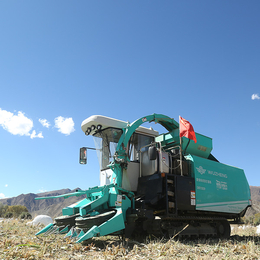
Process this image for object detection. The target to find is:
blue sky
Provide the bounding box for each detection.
[1,1,260,198]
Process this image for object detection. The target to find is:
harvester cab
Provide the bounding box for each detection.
[35,114,251,242]
[80,115,159,192]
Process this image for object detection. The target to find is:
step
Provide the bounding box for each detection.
[169,202,175,208]
[167,191,175,197]
[167,179,174,184]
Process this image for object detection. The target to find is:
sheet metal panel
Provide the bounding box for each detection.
[186,155,251,214]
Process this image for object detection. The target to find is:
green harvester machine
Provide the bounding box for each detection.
[35,114,251,242]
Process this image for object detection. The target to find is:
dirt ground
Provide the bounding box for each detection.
[1,219,260,260]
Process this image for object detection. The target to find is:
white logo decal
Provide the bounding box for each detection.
[216,180,228,190]
[196,166,206,175]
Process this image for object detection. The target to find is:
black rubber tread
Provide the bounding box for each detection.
[55,213,80,221]
[143,216,231,239]
[217,220,231,238]
[75,210,116,229]
[54,213,80,227]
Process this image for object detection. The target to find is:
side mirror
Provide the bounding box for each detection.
[148,146,157,161]
[79,147,87,164]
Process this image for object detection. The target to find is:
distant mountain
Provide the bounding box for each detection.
[245,186,260,217]
[0,186,259,220]
[0,188,85,219]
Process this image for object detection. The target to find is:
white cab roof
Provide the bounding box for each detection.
[81,115,159,136]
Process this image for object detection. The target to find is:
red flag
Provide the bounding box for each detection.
[179,116,197,143]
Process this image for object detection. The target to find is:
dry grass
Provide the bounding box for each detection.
[1,219,260,259]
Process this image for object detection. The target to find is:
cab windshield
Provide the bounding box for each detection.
[93,128,122,170]
[93,127,155,170]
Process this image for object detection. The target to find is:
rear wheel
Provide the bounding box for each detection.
[217,220,230,238]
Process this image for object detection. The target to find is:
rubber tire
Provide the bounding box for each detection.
[218,220,231,238]
[75,210,116,229]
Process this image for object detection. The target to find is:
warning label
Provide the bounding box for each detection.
[191,191,196,206]
[115,195,122,206]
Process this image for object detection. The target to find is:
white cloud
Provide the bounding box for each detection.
[0,108,43,139]
[39,118,51,128]
[0,109,33,136]
[54,116,75,135]
[38,188,47,193]
[252,94,260,100]
[30,130,44,139]
[0,193,5,198]
[5,184,8,187]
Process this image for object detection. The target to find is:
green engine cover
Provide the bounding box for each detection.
[156,130,213,159]
[186,154,251,214]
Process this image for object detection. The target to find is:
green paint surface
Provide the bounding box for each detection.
[186,154,251,214]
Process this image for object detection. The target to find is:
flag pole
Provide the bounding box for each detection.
[180,137,183,176]
[179,115,197,177]
[179,116,183,176]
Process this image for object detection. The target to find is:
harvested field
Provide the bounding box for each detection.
[1,219,260,259]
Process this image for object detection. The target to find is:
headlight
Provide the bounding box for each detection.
[85,127,91,135]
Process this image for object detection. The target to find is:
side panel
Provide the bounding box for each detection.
[176,175,196,211]
[137,174,163,206]
[140,150,169,177]
[159,151,170,174]
[186,155,251,214]
[100,169,113,186]
[122,162,140,192]
[141,151,158,177]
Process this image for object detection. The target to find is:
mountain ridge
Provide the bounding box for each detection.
[0,188,84,219]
